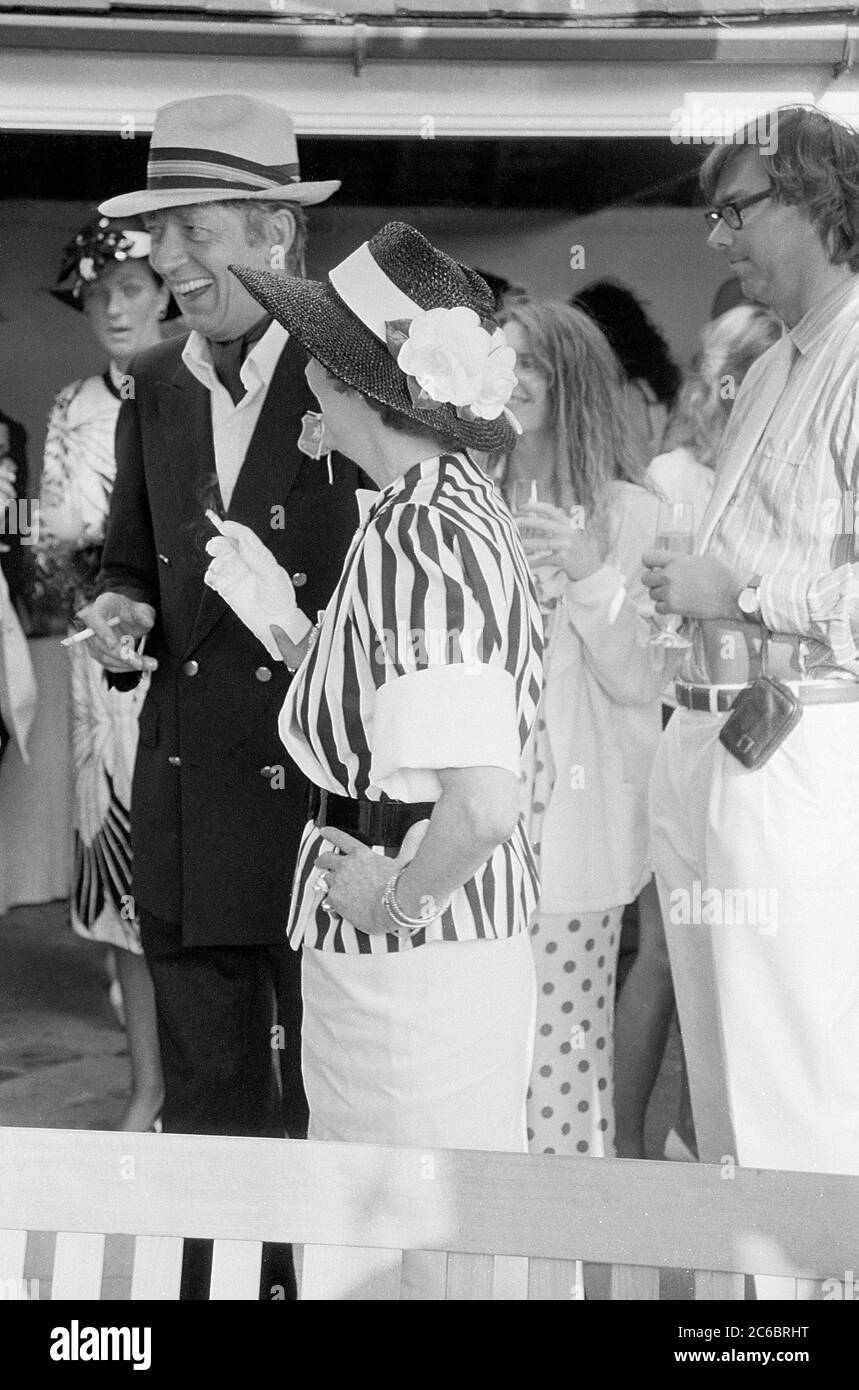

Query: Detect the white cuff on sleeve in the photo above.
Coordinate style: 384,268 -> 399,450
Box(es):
565,563 -> 625,607
370,664 -> 521,792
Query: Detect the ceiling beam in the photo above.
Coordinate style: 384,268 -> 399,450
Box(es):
0,14 -> 857,67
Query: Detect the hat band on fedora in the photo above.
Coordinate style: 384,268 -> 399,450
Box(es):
328,243 -> 424,343
147,146 -> 301,192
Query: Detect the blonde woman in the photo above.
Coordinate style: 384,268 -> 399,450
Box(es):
495,298 -> 679,1158
647,304 -> 782,528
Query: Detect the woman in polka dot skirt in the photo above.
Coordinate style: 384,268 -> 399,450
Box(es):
498,299 -> 682,1158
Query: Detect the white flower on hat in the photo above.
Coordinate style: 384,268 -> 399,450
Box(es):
78,257 -> 97,282
394,306 -> 517,423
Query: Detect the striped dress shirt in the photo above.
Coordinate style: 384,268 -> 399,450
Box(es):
279,451 -> 544,954
692,275 -> 859,678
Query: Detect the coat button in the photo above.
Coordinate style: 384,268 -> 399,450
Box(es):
168,755 -> 181,767
291,573 -> 307,588
255,665 -> 272,682
183,660 -> 199,676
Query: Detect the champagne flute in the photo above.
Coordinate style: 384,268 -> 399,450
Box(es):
508,478 -> 554,516
648,501 -> 694,648
508,477 -> 575,566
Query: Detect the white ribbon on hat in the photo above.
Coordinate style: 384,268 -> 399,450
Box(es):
327,239 -> 522,436
328,243 -> 424,342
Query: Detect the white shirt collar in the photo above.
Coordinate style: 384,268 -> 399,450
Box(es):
182,320 -> 289,400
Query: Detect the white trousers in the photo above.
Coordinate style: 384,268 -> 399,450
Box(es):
650,703 -> 859,1179
299,931 -> 537,1299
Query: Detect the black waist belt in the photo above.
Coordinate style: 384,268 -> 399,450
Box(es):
307,786 -> 435,850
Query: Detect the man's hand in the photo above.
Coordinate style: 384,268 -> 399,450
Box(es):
315,821 -> 430,936
641,551 -> 741,621
75,592 -> 158,673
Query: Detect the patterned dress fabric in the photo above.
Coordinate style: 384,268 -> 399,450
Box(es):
37,374 -> 148,952
523,568 -> 621,1156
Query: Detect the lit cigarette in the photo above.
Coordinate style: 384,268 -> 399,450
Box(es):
206,508 -> 228,536
61,614 -> 121,647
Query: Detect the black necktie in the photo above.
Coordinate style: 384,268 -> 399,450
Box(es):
209,314 -> 273,406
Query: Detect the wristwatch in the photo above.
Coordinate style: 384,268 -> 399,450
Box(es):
737,575 -> 762,620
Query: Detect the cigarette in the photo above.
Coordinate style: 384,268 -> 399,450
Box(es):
206,508 -> 227,535
61,614 -> 121,647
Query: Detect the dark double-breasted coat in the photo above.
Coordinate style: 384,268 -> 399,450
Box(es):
99,331 -> 364,947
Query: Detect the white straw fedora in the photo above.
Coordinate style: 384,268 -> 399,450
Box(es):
99,94 -> 340,218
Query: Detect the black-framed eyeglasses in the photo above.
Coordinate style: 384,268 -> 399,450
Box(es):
704,188 -> 773,231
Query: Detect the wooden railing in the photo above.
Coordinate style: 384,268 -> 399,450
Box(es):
0,1127 -> 856,1300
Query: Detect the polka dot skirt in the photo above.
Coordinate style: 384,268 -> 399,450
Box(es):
527,906 -> 623,1158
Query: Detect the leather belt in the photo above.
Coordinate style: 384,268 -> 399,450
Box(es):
307,786 -> 435,850
675,679 -> 859,715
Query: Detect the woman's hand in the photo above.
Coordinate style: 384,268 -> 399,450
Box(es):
269,623 -> 309,672
314,820 -> 430,936
203,515 -> 309,659
517,502 -> 601,581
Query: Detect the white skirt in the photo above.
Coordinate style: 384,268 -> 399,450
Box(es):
302,929 -> 536,1150
299,931 -> 536,1300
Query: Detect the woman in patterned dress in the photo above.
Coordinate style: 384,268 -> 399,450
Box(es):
496,299 -> 679,1159
35,217 -> 172,1130
205,224 -> 543,1297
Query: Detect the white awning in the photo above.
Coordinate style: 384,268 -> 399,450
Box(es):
0,10 -> 856,135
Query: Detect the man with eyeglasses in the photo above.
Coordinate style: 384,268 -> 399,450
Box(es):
642,107 -> 859,1200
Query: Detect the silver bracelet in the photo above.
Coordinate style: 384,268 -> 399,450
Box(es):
381,868 -> 446,938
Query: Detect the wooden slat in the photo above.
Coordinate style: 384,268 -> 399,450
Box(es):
795,1278 -> 823,1301
130,1236 -> 184,1300
695,1270 -> 745,1300
300,1245 -> 403,1300
2,1129 -> 858,1283
209,1239 -> 262,1301
611,1264 -> 661,1299
0,1230 -> 28,1289
52,1233 -> 105,1300
445,1253 -> 495,1300
528,1257 -> 582,1300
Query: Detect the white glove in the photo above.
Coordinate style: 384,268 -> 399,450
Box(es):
203,513 -> 311,661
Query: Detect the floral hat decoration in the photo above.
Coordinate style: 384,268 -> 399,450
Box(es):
228,221 -> 521,452
51,215 -> 179,316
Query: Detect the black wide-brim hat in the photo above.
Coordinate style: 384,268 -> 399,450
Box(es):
229,221 -> 517,453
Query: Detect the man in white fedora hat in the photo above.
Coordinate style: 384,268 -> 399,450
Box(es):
79,94 -> 364,1295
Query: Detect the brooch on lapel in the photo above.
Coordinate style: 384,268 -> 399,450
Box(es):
297,411 -> 334,484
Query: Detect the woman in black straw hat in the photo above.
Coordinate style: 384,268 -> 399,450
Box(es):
204,222 -> 543,1297
34,215 -> 174,1131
